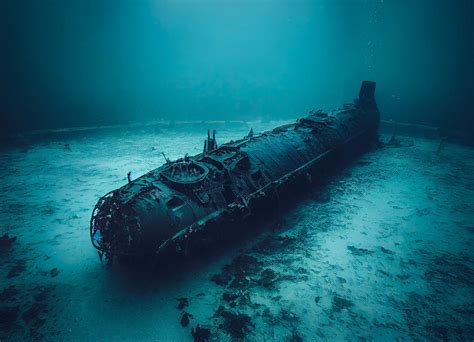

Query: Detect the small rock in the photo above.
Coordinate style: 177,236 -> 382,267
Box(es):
332,296 -> 353,312
50,268 -> 59,278
180,312 -> 193,327
347,245 -> 373,256
381,247 -> 395,254
177,297 -> 189,310
377,269 -> 391,277
337,276 -> 347,284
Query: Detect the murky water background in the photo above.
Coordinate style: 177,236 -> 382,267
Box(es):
1,124 -> 473,340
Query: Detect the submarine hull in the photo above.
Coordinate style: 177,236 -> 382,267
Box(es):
90,81 -> 379,262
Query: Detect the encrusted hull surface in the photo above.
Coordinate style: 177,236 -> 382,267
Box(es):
90,81 -> 379,261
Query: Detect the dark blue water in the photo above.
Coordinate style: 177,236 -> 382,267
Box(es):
1,0 -> 473,137
1,1 -> 473,340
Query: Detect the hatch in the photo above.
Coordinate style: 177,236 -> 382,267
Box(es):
161,161 -> 209,185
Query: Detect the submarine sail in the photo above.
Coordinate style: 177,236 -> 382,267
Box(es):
90,81 -> 379,262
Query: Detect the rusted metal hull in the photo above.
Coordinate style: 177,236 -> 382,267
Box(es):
90,81 -> 379,262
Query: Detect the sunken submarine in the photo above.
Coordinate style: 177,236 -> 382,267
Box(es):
90,81 -> 379,263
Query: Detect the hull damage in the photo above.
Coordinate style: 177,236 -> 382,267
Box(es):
90,81 -> 379,263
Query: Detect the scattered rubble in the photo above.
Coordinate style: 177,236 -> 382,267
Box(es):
214,305 -> 253,339
191,324 -> 211,342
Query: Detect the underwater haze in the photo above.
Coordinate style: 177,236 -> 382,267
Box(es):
1,1 -> 474,341
1,0 -> 473,136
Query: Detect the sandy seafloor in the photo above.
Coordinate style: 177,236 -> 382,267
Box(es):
0,122 -> 473,341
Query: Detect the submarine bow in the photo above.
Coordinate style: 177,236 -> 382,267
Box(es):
90,81 -> 379,262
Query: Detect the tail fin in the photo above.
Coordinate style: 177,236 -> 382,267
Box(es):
359,81 -> 378,113
358,81 -> 379,131
359,81 -> 376,103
